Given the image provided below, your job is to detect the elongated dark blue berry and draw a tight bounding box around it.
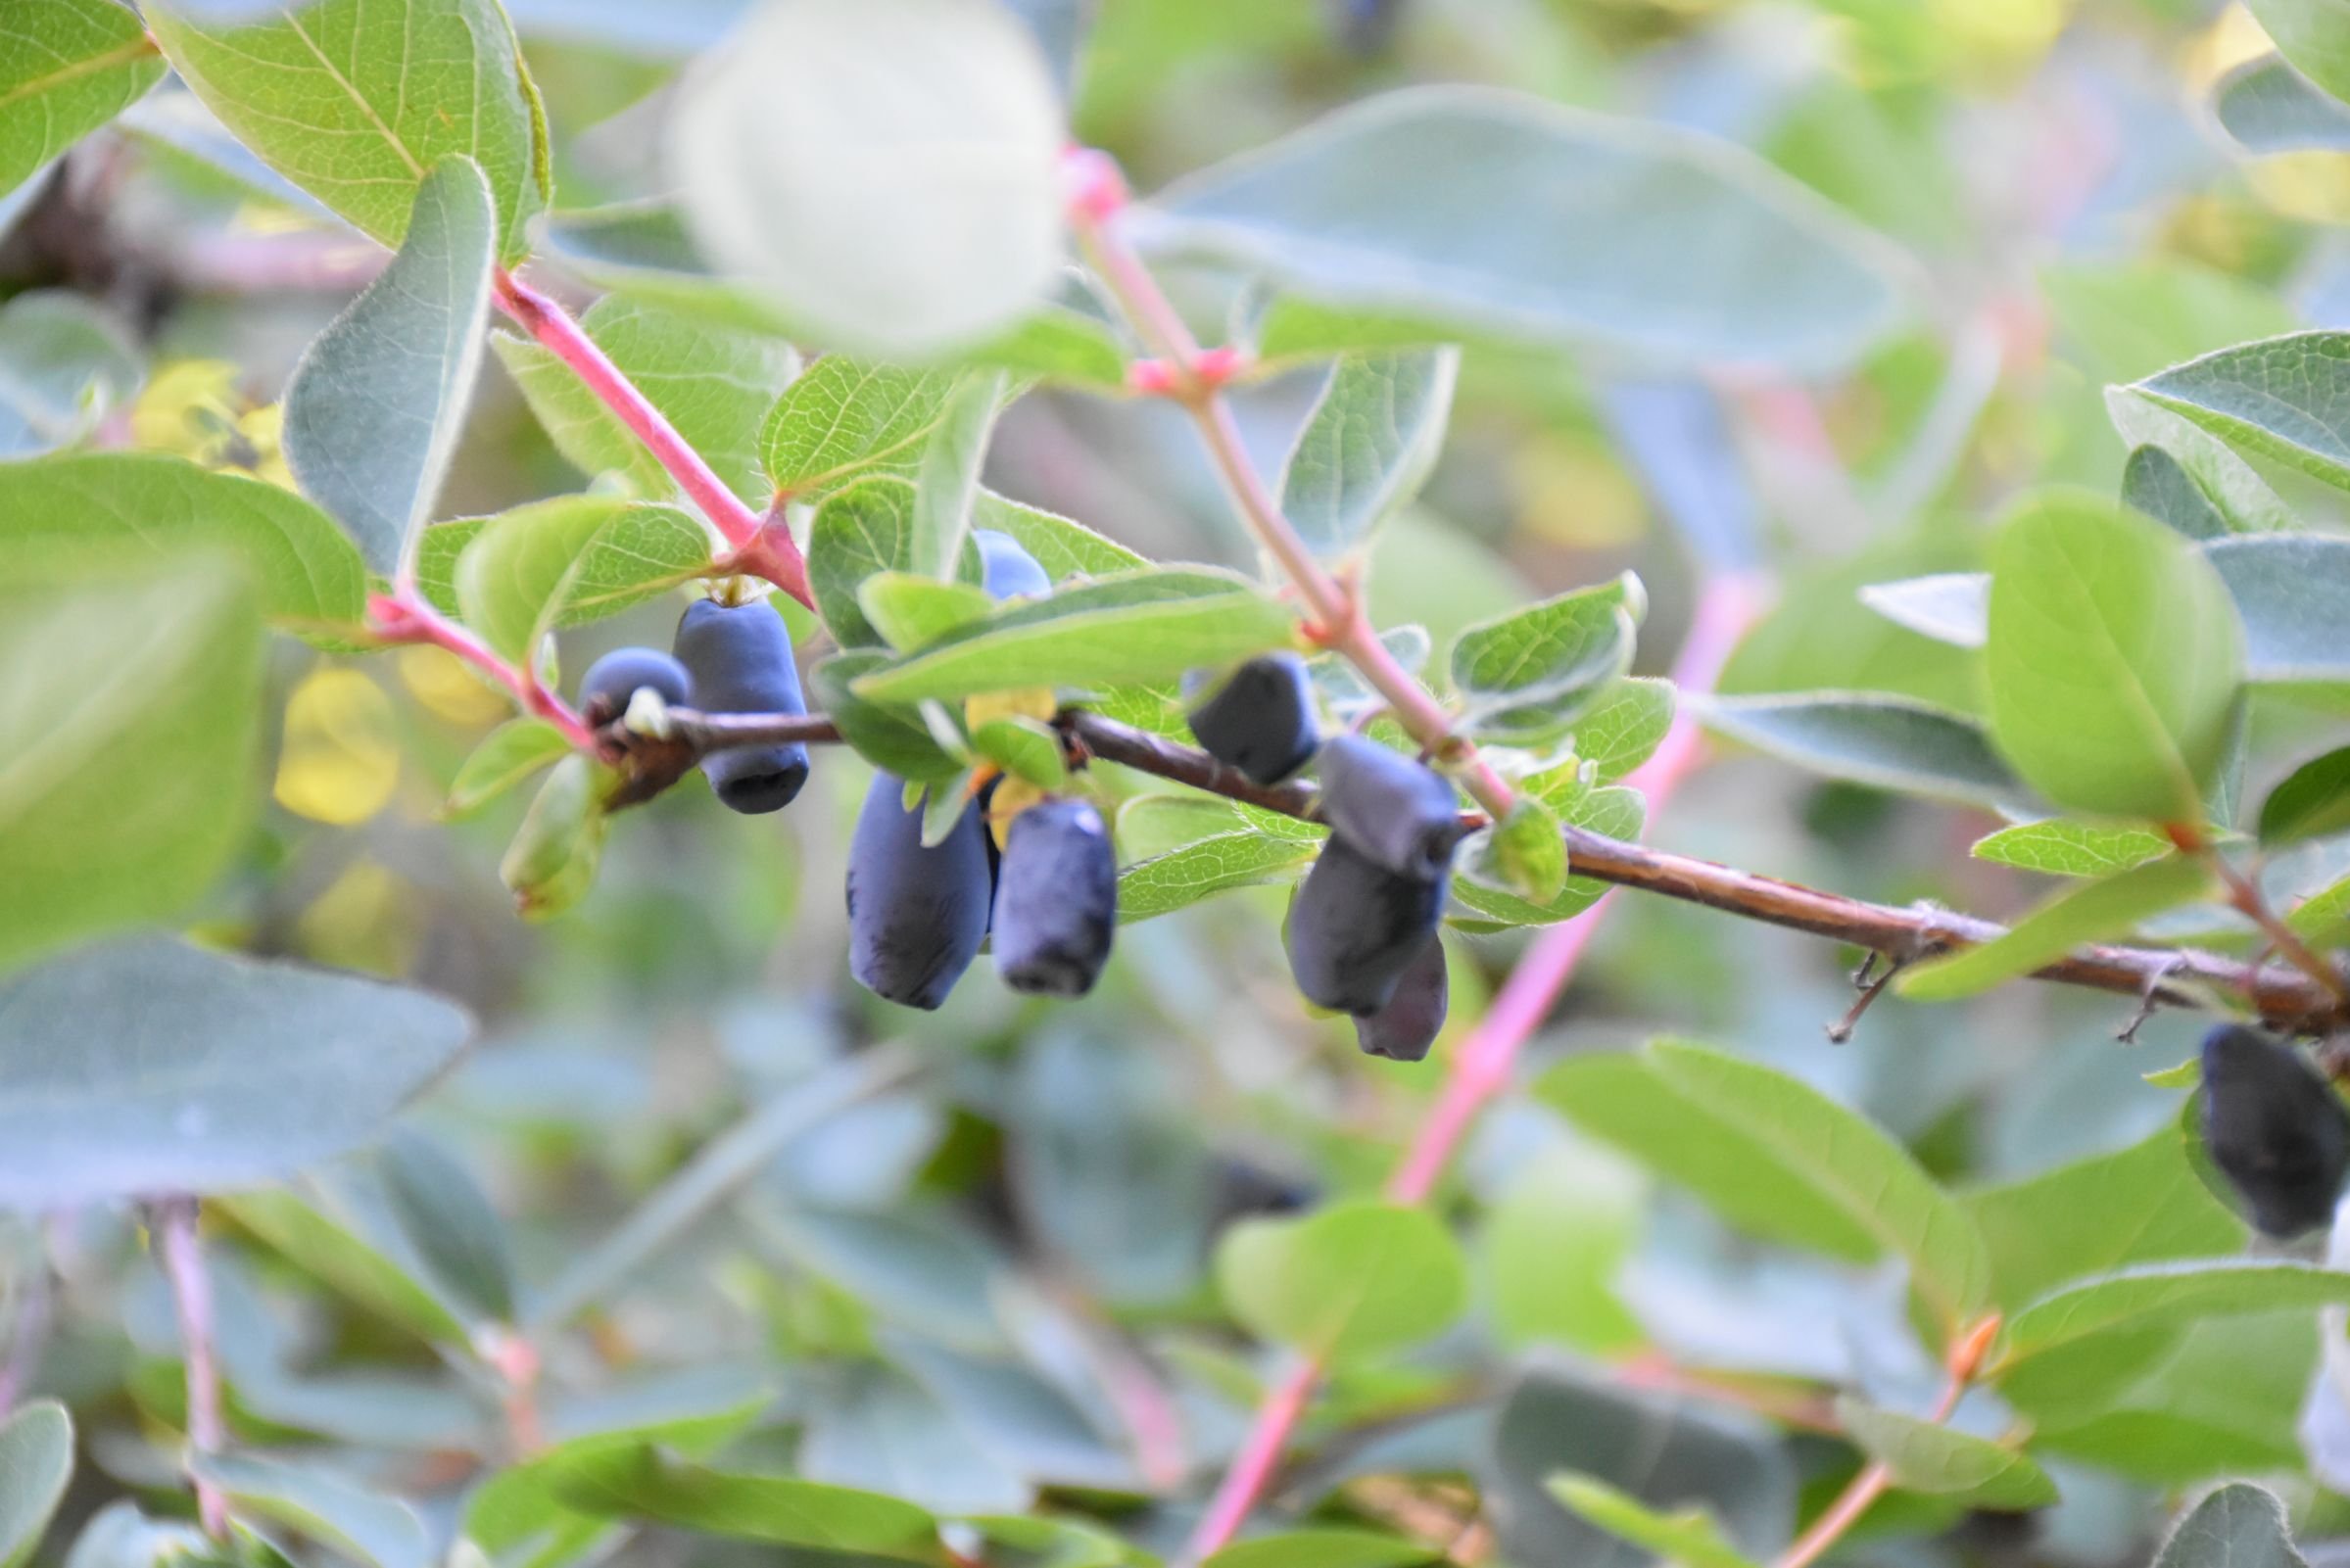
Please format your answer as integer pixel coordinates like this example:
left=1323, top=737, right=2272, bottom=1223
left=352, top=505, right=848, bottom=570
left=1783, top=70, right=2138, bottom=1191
left=2201, top=1024, right=2350, bottom=1237
left=1185, top=654, right=1319, bottom=786
left=993, top=797, right=1117, bottom=996
left=576, top=646, right=690, bottom=726
left=1286, top=833, right=1449, bottom=1016
left=1354, top=934, right=1447, bottom=1062
left=1314, top=734, right=1463, bottom=879
left=975, top=529, right=1051, bottom=602
left=673, top=598, right=810, bottom=814
left=846, top=773, right=994, bottom=1010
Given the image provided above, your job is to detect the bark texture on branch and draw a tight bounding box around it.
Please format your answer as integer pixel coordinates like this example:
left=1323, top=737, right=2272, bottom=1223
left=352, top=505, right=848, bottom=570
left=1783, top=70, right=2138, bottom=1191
left=599, top=703, right=2348, bottom=1033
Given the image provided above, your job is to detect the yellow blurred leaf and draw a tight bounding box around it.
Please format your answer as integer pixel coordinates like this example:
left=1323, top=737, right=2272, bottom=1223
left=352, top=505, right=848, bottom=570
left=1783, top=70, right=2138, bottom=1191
left=398, top=645, right=510, bottom=726
left=293, top=859, right=417, bottom=975
left=273, top=667, right=401, bottom=826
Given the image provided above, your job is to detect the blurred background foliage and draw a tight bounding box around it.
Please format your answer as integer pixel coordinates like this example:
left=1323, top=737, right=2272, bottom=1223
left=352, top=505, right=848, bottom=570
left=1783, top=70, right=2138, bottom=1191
left=10, top=0, right=2350, bottom=1563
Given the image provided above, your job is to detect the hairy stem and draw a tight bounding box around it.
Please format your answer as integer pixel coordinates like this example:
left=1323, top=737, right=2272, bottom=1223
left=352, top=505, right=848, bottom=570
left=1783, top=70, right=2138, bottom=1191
left=154, top=1197, right=228, bottom=1540
left=489, top=269, right=815, bottom=610
left=1066, top=158, right=1516, bottom=821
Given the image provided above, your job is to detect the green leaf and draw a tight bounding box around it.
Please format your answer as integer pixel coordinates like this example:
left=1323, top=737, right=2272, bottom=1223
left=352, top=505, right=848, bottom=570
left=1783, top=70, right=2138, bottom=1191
left=0, top=1402, right=72, bottom=1568
left=761, top=358, right=960, bottom=499
left=2216, top=54, right=2350, bottom=152
left=2261, top=744, right=2350, bottom=845
left=0, top=933, right=470, bottom=1208
left=1857, top=572, right=1990, bottom=648
left=1969, top=819, right=2174, bottom=877
left=443, top=718, right=570, bottom=818
left=2206, top=536, right=2350, bottom=685
left=852, top=568, right=1295, bottom=704
left=955, top=302, right=1128, bottom=391
left=0, top=1, right=164, bottom=203
left=1451, top=573, right=1644, bottom=744
left=0, top=289, right=140, bottom=456
left=1997, top=1261, right=2350, bottom=1369
left=1484, top=1143, right=1645, bottom=1356
left=2106, top=385, right=2297, bottom=537
left=2125, top=445, right=2230, bottom=542
left=497, top=297, right=795, bottom=506
left=668, top=0, right=1063, bottom=358
left=1832, top=1401, right=2055, bottom=1508
left=969, top=489, right=1146, bottom=581
left=284, top=157, right=498, bottom=578
left=0, top=452, right=365, bottom=641
left=1204, top=1532, right=1437, bottom=1568
left=0, top=555, right=263, bottom=974
left=1985, top=492, right=2243, bottom=823
left=1543, top=1476, right=1760, bottom=1568
left=908, top=372, right=1004, bottom=582
left=193, top=1454, right=429, bottom=1568
left=1448, top=775, right=1642, bottom=928
left=219, top=1184, right=471, bottom=1345
left=1277, top=350, right=1460, bottom=559
left=1466, top=795, right=1566, bottom=903
left=969, top=717, right=1065, bottom=790
left=810, top=478, right=918, bottom=649
left=455, top=496, right=710, bottom=665
left=547, top=1442, right=936, bottom=1557
left=1701, top=691, right=2027, bottom=812
left=1573, top=678, right=1677, bottom=783
left=2132, top=332, right=2350, bottom=493
left=500, top=752, right=611, bottom=920
left=1896, top=854, right=2213, bottom=1002
left=1962, top=1125, right=2243, bottom=1312
left=2152, top=1482, right=2307, bottom=1568
left=808, top=650, right=960, bottom=782
left=1116, top=829, right=1319, bottom=922
left=378, top=1128, right=516, bottom=1324
left=1215, top=1199, right=1468, bottom=1364
left=857, top=572, right=994, bottom=653
left=1538, top=1040, right=1990, bottom=1340
left=147, top=0, right=550, bottom=262
left=2247, top=0, right=2350, bottom=111
left=1149, top=87, right=1907, bottom=371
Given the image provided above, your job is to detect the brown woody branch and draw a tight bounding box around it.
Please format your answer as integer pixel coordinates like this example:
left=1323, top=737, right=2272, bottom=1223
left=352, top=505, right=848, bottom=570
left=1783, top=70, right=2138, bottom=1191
left=599, top=704, right=2349, bottom=1034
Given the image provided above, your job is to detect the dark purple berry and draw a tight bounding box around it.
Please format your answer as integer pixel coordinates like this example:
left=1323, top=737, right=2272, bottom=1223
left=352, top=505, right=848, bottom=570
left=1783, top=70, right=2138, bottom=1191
left=673, top=598, right=810, bottom=814
left=846, top=773, right=994, bottom=1011
left=2201, top=1024, right=2350, bottom=1238
left=1315, top=734, right=1463, bottom=879
left=993, top=797, right=1118, bottom=996
left=576, top=646, right=690, bottom=726
left=1354, top=933, right=1448, bottom=1062
left=975, top=529, right=1051, bottom=602
left=1185, top=654, right=1319, bottom=786
left=1286, top=833, right=1449, bottom=1016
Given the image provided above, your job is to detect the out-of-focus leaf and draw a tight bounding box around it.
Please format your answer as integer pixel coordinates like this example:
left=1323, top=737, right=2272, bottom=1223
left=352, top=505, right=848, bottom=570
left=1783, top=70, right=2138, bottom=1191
left=1985, top=493, right=2243, bottom=824
left=0, top=0, right=164, bottom=202
left=219, top=1183, right=472, bottom=1344
left=284, top=158, right=497, bottom=577
left=1969, top=820, right=2173, bottom=878
left=1833, top=1401, right=2056, bottom=1507
left=667, top=0, right=1063, bottom=358
left=147, top=0, right=550, bottom=261
left=0, top=557, right=263, bottom=974
left=1539, top=1040, right=1990, bottom=1341
left=1897, top=855, right=2213, bottom=1002
left=546, top=1442, right=936, bottom=1556
left=2150, top=1482, right=2306, bottom=1568
left=1203, top=1533, right=1437, bottom=1568
left=1856, top=573, right=1989, bottom=648
left=0, top=291, right=141, bottom=457
left=443, top=719, right=570, bottom=819
left=750, top=1206, right=1009, bottom=1354
left=378, top=1128, right=517, bottom=1323
left=2125, top=445, right=2230, bottom=542
left=499, top=752, right=611, bottom=921
left=1596, top=378, right=1762, bottom=572
left=455, top=496, right=710, bottom=664
left=2261, top=745, right=2350, bottom=846
left=1277, top=350, right=1459, bottom=559
left=797, top=1364, right=1030, bottom=1517
left=2217, top=54, right=2350, bottom=153
left=859, top=572, right=995, bottom=653
left=1997, top=1262, right=2350, bottom=1370
left=1216, top=1200, right=1467, bottom=1364
left=909, top=372, right=1004, bottom=582
left=1701, top=691, right=2026, bottom=811
left=2206, top=536, right=2350, bottom=686
left=1543, top=1476, right=1759, bottom=1568
left=1146, top=87, right=1908, bottom=370
left=0, top=1402, right=72, bottom=1568
left=192, top=1454, right=430, bottom=1568
left=2107, top=386, right=2296, bottom=538
left=853, top=569, right=1294, bottom=703
left=1484, top=1142, right=1644, bottom=1356
left=2248, top=0, right=2350, bottom=113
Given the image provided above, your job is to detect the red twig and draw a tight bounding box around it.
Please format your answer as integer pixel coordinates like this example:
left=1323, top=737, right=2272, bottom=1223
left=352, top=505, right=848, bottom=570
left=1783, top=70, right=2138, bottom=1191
left=367, top=592, right=596, bottom=750
left=489, top=269, right=814, bottom=609
left=155, top=1198, right=229, bottom=1540
left=1181, top=577, right=1766, bottom=1562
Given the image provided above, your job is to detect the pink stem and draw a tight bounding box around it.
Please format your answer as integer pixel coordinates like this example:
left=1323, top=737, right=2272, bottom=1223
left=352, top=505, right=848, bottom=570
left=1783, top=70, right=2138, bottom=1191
left=489, top=270, right=814, bottom=610
left=156, top=1198, right=229, bottom=1540
left=367, top=592, right=597, bottom=750
left=1180, top=576, right=1766, bottom=1563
